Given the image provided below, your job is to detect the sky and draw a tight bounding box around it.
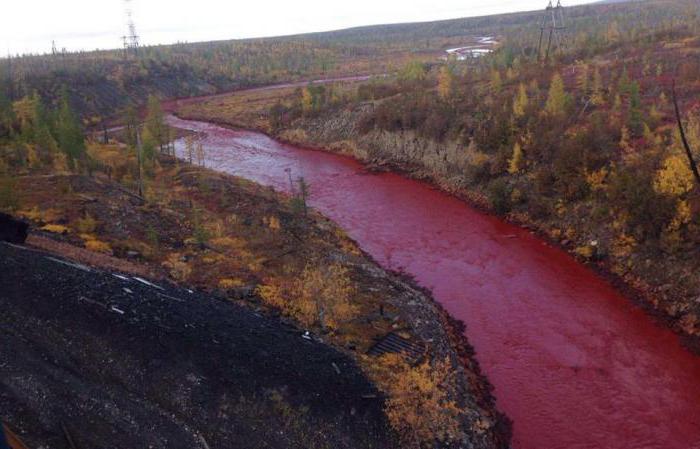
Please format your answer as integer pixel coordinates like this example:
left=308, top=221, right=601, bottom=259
left=1, top=0, right=601, bottom=55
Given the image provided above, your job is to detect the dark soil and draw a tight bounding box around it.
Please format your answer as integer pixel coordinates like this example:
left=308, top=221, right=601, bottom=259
left=0, top=242, right=396, bottom=449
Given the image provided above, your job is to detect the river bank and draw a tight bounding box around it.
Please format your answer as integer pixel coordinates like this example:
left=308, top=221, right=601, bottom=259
left=176, top=93, right=700, bottom=354
left=5, top=141, right=510, bottom=449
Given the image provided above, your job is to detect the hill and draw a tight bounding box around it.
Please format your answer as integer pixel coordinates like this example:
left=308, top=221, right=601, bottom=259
left=2, top=0, right=692, bottom=122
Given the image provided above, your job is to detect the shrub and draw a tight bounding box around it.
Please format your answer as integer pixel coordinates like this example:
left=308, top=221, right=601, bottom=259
left=192, top=210, right=210, bottom=246
left=41, top=224, right=69, bottom=234
left=0, top=175, right=19, bottom=211
left=162, top=253, right=192, bottom=281
left=84, top=238, right=112, bottom=255
left=218, top=278, right=244, bottom=290
left=488, top=178, right=512, bottom=215
left=75, top=213, right=97, bottom=234
left=371, top=354, right=464, bottom=447
left=295, top=263, right=357, bottom=330
left=608, top=168, right=676, bottom=239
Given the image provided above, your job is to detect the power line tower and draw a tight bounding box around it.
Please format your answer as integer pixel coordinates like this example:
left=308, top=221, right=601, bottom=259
left=122, top=0, right=140, bottom=58
left=537, top=0, right=567, bottom=63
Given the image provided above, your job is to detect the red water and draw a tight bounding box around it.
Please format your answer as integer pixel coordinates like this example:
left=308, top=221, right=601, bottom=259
left=166, top=114, right=700, bottom=449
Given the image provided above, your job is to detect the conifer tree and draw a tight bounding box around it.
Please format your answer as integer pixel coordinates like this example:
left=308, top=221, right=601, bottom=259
left=0, top=82, right=14, bottom=137
left=508, top=142, right=524, bottom=174
left=544, top=73, right=568, bottom=117
left=627, top=81, right=643, bottom=136
left=32, top=97, right=58, bottom=166
left=490, top=70, right=502, bottom=93
left=145, top=95, right=168, bottom=153
left=577, top=63, right=589, bottom=94
left=437, top=66, right=454, bottom=101
left=301, top=87, right=314, bottom=116
left=513, top=83, right=528, bottom=118
left=591, top=68, right=605, bottom=106
left=55, top=92, right=86, bottom=171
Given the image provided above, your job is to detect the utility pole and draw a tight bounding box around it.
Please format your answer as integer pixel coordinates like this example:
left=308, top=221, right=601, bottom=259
left=537, top=0, right=567, bottom=63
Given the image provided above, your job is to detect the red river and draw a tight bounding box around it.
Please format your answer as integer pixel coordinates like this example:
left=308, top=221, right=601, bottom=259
left=166, top=113, right=700, bottom=449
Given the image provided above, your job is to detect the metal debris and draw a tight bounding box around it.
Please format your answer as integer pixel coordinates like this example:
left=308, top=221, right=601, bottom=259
left=367, top=332, right=425, bottom=361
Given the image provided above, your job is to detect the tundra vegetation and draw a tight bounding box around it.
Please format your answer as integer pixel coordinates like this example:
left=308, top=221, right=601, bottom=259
left=178, top=0, right=700, bottom=346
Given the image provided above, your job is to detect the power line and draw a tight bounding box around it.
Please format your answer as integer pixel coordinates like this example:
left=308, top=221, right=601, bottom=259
left=537, top=0, right=567, bottom=63
left=122, top=0, right=140, bottom=58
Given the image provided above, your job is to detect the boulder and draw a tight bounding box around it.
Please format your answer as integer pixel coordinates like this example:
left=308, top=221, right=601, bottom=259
left=0, top=213, right=29, bottom=244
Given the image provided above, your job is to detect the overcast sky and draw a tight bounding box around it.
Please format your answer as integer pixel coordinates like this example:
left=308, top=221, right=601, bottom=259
left=2, top=0, right=600, bottom=55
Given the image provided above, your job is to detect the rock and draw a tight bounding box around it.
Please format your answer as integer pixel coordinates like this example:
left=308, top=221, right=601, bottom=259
left=0, top=213, right=29, bottom=244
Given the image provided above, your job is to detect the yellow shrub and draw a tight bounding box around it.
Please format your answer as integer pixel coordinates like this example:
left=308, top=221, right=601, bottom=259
left=257, top=283, right=287, bottom=309
left=210, top=236, right=245, bottom=250
left=268, top=215, right=281, bottom=231
left=574, top=245, right=594, bottom=259
left=162, top=253, right=192, bottom=281
left=586, top=167, right=609, bottom=192
left=294, top=263, right=358, bottom=330
left=19, top=207, right=62, bottom=223
left=76, top=213, right=98, bottom=234
left=669, top=200, right=692, bottom=231
left=85, top=239, right=112, bottom=255
left=612, top=232, right=637, bottom=258
left=41, top=224, right=70, bottom=234
left=654, top=154, right=694, bottom=196
left=371, top=354, right=464, bottom=446
left=219, top=278, right=245, bottom=290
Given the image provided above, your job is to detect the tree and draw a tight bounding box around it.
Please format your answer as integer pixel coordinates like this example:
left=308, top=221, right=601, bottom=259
left=399, top=60, right=427, bottom=83
left=591, top=67, right=605, bottom=106
left=671, top=82, right=700, bottom=189
left=301, top=86, right=314, bottom=116
left=123, top=105, right=139, bottom=148
left=0, top=83, right=14, bottom=138
left=655, top=154, right=695, bottom=196
left=31, top=97, right=58, bottom=167
left=544, top=73, right=568, bottom=117
left=512, top=83, right=528, bottom=118
left=55, top=92, right=86, bottom=171
left=195, top=138, right=205, bottom=166
left=577, top=63, right=589, bottom=94
left=490, top=70, right=503, bottom=93
left=627, top=81, right=643, bottom=136
left=291, top=177, right=309, bottom=216
left=607, top=20, right=622, bottom=43
left=437, top=66, right=454, bottom=101
left=144, top=95, right=169, bottom=153
left=141, top=127, right=157, bottom=175
left=296, top=263, right=357, bottom=330
left=508, top=142, right=524, bottom=174
left=185, top=135, right=195, bottom=164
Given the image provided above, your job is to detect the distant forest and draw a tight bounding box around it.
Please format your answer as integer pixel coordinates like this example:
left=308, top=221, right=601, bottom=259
left=0, top=0, right=697, bottom=121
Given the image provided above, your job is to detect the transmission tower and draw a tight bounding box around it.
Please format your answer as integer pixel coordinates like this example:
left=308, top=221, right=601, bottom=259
left=537, top=0, right=567, bottom=63
left=122, top=0, right=140, bottom=58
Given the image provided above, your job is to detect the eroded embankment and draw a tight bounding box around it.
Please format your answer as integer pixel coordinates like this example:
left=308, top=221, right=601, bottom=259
left=166, top=111, right=700, bottom=449
left=4, top=153, right=509, bottom=449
